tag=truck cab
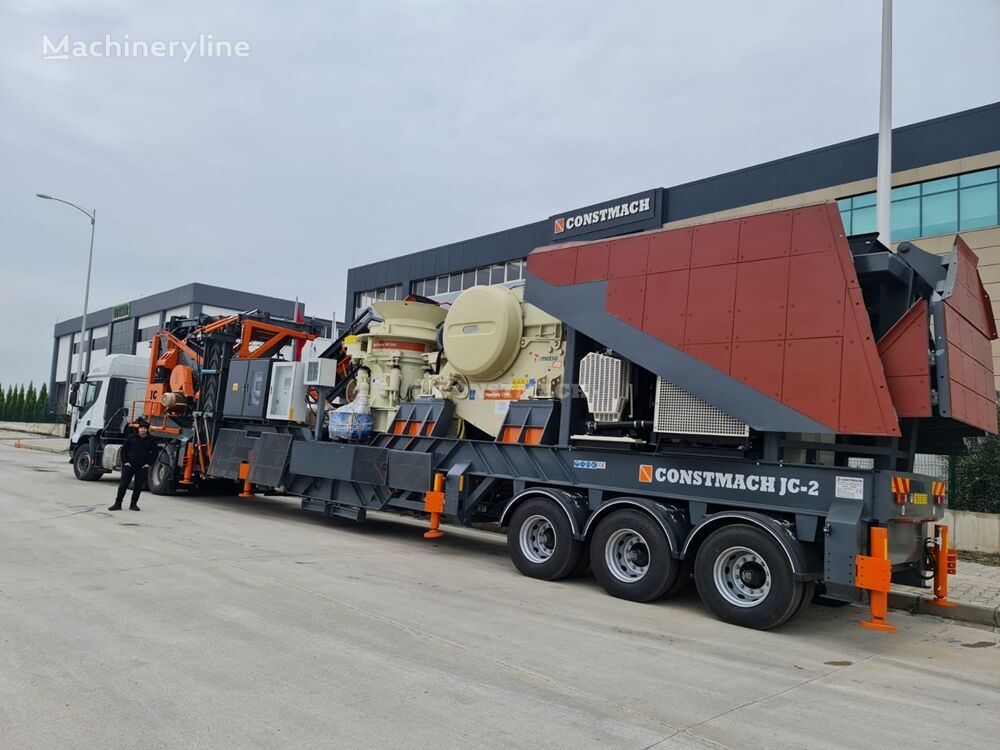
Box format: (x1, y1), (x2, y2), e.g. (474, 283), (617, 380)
(69, 354), (150, 480)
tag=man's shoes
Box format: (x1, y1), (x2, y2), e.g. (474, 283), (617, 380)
(129, 505), (140, 511)
(108, 504), (122, 511)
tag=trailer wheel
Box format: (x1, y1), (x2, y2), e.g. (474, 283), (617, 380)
(590, 509), (680, 602)
(72, 445), (103, 481)
(147, 450), (176, 496)
(506, 499), (584, 581)
(694, 524), (803, 630)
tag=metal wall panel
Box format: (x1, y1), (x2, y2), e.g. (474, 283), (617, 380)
(733, 257), (789, 342)
(877, 300), (932, 418)
(684, 265), (737, 344)
(641, 270), (688, 348)
(647, 227), (693, 272)
(737, 209), (793, 262)
(574, 241), (610, 283)
(607, 234), (649, 278)
(782, 337), (844, 428)
(605, 276), (646, 329)
(691, 218), (740, 268)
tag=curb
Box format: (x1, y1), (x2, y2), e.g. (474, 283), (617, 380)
(0, 440), (68, 456)
(889, 590), (1000, 628)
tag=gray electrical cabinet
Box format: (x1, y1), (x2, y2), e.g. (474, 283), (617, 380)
(224, 359), (272, 420)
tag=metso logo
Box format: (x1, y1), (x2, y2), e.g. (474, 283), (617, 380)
(554, 196), (651, 234)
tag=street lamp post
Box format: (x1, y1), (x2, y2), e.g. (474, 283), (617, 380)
(875, 0), (893, 244)
(36, 194), (97, 385)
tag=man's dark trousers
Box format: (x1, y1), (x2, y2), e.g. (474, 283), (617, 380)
(113, 464), (147, 509)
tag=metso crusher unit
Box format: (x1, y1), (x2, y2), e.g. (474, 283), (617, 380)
(108, 202), (998, 630)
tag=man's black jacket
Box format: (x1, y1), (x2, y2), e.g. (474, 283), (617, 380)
(121, 432), (159, 467)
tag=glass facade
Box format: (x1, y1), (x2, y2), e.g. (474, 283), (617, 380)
(410, 258), (525, 298)
(353, 283), (403, 315)
(837, 167), (999, 242)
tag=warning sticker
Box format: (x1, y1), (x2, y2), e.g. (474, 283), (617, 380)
(835, 476), (864, 500)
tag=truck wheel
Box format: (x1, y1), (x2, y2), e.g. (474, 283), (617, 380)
(694, 524), (803, 630)
(147, 451), (176, 496)
(506, 499), (584, 581)
(72, 445), (103, 481)
(590, 509), (680, 602)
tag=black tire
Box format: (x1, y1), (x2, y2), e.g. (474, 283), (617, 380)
(147, 449), (176, 496)
(694, 524), (804, 630)
(787, 580), (817, 623)
(590, 509), (680, 602)
(662, 557), (693, 599)
(506, 499), (584, 581)
(72, 444), (103, 481)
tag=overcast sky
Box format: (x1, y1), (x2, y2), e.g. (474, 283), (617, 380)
(1, 0), (999, 388)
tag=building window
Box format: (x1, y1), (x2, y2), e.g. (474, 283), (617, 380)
(409, 258), (527, 300)
(838, 167), (999, 242)
(354, 283), (403, 316)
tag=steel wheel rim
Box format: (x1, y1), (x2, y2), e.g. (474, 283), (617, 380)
(605, 528), (650, 583)
(76, 451), (91, 473)
(713, 545), (771, 607)
(519, 514), (556, 564)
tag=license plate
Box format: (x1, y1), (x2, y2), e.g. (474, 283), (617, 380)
(911, 492), (928, 505)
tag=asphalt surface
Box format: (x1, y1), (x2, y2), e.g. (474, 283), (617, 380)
(1, 444), (998, 749)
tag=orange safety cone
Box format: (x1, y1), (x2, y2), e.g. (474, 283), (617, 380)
(14, 439), (21, 449)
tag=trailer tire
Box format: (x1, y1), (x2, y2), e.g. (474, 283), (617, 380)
(147, 450), (176, 496)
(694, 524), (803, 630)
(506, 499), (584, 581)
(72, 445), (103, 481)
(789, 581), (816, 623)
(590, 509), (680, 602)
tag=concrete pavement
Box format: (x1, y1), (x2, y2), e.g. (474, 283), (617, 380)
(0, 443), (998, 749)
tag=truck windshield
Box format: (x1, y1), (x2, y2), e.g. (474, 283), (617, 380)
(78, 381), (102, 411)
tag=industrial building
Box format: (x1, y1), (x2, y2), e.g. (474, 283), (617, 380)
(49, 283), (333, 412)
(345, 101), (1000, 391)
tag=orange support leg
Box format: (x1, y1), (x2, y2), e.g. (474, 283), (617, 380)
(856, 526), (897, 632)
(423, 473), (445, 539)
(238, 462), (254, 498)
(930, 524), (957, 608)
(179, 442), (195, 485)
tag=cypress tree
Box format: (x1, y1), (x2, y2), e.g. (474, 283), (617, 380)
(15, 385), (25, 421)
(4, 385), (13, 421)
(25, 382), (37, 423)
(36, 383), (49, 421)
(0, 383), (5, 421)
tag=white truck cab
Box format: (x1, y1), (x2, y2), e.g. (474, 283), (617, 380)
(69, 354), (150, 480)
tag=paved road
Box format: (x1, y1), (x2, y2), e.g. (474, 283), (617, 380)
(1, 445), (997, 749)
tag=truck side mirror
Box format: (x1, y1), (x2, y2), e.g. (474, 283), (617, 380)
(69, 382), (80, 407)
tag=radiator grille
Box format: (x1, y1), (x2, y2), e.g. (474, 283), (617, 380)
(653, 379), (748, 437)
(579, 352), (630, 422)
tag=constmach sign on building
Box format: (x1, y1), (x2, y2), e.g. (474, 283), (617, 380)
(549, 189), (662, 241)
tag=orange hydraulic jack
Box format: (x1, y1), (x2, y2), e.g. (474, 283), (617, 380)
(423, 473), (445, 539)
(856, 526), (896, 632)
(238, 460), (254, 498)
(929, 524), (957, 608)
(179, 442), (196, 486)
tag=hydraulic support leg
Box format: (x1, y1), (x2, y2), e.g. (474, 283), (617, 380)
(179, 442), (195, 486)
(423, 473), (445, 540)
(930, 524), (957, 608)
(238, 461), (254, 498)
(856, 526), (896, 632)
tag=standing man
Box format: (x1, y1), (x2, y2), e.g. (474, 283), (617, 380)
(109, 418), (158, 511)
